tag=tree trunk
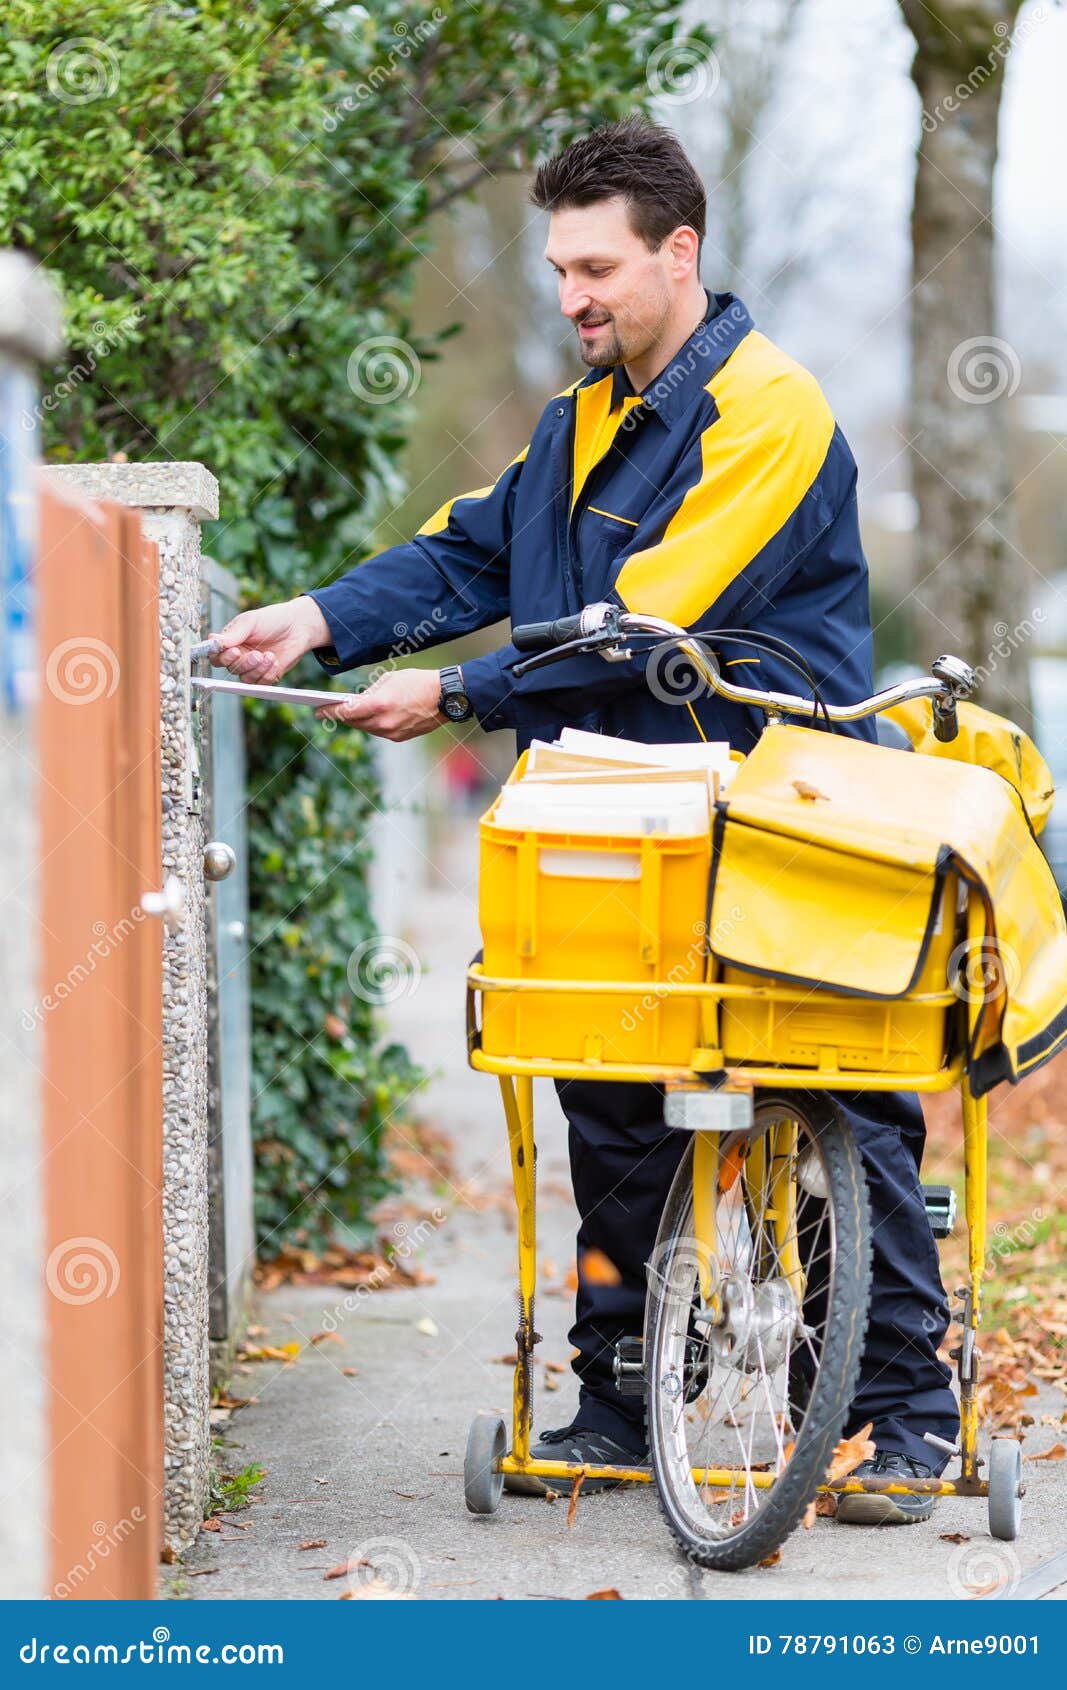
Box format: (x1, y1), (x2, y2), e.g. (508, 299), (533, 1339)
(899, 1), (1031, 724)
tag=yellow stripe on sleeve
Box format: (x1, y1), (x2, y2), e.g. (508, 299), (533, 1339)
(416, 445), (529, 538)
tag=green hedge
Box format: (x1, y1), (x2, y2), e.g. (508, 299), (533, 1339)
(2, 0), (709, 1249)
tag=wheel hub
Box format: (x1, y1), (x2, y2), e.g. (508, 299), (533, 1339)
(713, 1274), (800, 1374)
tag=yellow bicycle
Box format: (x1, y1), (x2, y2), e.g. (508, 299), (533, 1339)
(464, 603), (1066, 1570)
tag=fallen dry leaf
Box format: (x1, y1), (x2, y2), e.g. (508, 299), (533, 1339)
(238, 1342), (301, 1364)
(567, 1472), (585, 1530)
(324, 1559), (363, 1581)
(758, 1548), (782, 1567)
(543, 1371), (560, 1391)
(586, 1588), (623, 1600)
(1024, 1442), (1065, 1462)
(940, 1532), (970, 1544)
(299, 1540), (327, 1551)
(814, 1493), (837, 1518)
(341, 1576), (416, 1600)
(826, 1422), (875, 1484)
(801, 1501), (817, 1530)
(310, 1331), (344, 1347)
(201, 1519), (221, 1534)
(579, 1248), (622, 1287)
(793, 779), (830, 802)
(341, 1366), (358, 1377)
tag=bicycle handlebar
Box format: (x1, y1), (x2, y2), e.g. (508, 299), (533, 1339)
(509, 603), (977, 736)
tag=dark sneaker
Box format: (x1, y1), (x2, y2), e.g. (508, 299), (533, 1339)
(503, 1423), (649, 1496)
(835, 1451), (938, 1525)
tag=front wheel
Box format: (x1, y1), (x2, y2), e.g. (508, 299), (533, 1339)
(645, 1091), (871, 1570)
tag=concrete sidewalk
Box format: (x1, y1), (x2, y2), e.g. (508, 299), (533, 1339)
(170, 818), (1066, 1601)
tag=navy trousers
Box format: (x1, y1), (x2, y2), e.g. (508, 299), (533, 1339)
(553, 1077), (960, 1470)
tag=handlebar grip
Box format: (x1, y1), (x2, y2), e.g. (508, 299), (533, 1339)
(933, 698), (960, 743)
(511, 613), (585, 653)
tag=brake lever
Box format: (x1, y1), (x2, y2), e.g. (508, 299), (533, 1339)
(511, 633), (632, 678)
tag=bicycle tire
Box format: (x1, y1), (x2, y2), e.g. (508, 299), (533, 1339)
(645, 1089), (872, 1571)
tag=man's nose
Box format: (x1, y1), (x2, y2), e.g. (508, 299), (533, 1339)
(560, 285), (594, 321)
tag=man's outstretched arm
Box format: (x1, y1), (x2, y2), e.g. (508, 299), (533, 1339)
(210, 449), (526, 738)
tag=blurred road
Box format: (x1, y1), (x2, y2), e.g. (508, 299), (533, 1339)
(171, 816), (1066, 1602)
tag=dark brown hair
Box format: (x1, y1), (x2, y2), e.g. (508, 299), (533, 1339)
(530, 116), (706, 254)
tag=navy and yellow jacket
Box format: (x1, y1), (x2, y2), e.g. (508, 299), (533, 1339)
(309, 291), (876, 755)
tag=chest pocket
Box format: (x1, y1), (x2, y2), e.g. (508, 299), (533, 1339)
(575, 504), (640, 598)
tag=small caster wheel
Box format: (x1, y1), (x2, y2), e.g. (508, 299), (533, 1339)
(988, 1435), (1023, 1541)
(464, 1412), (506, 1515)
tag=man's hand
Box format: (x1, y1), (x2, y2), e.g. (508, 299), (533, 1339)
(315, 669), (445, 741)
(211, 595), (331, 684)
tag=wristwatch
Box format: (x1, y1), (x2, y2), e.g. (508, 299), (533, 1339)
(437, 664), (473, 723)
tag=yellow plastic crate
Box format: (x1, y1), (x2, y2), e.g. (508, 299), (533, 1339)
(478, 755), (713, 1067)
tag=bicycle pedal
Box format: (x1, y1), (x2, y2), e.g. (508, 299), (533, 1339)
(923, 1183), (957, 1239)
(612, 1336), (647, 1397)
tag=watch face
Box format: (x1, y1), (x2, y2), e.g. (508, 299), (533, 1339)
(443, 692), (470, 721)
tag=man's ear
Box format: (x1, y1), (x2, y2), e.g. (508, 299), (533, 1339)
(667, 225), (700, 281)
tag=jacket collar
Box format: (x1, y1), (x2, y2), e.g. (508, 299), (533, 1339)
(605, 290), (754, 428)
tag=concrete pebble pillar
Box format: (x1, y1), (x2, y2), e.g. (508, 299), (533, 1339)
(48, 461), (219, 1553)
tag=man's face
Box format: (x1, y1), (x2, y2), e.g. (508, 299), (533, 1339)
(545, 196), (677, 368)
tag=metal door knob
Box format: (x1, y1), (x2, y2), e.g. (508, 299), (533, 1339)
(203, 840), (237, 881)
